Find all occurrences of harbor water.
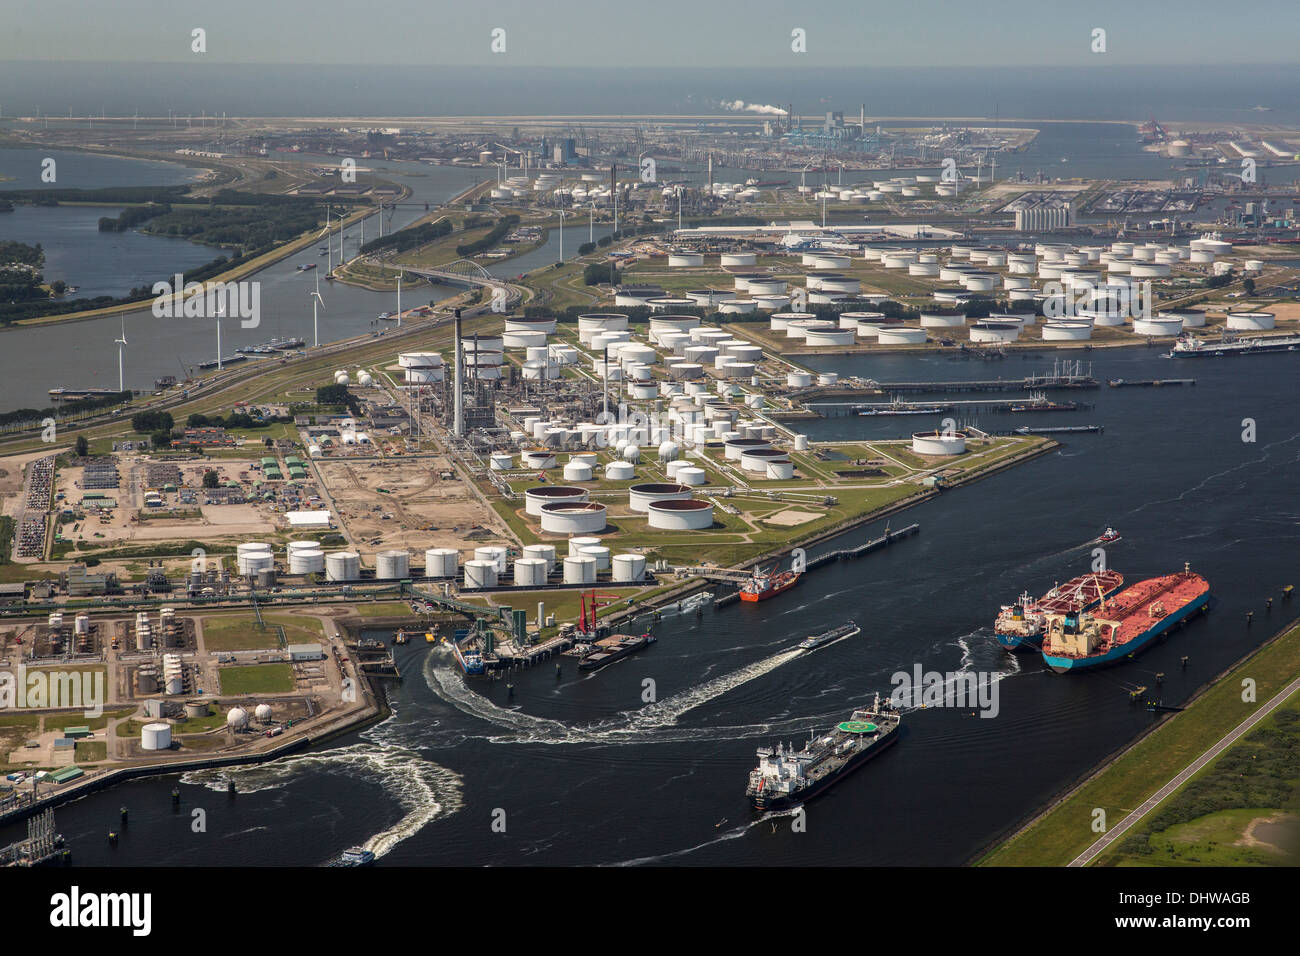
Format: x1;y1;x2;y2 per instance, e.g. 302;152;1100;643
8;346;1298;866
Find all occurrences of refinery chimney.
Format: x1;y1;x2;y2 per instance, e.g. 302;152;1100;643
453;308;464;437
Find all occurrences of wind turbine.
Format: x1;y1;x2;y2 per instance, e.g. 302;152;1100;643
310;291;324;347
114;318;128;392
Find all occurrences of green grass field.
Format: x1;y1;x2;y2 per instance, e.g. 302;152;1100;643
218;663;296;695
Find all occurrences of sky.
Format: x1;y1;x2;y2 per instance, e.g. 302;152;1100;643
4;0;1299;68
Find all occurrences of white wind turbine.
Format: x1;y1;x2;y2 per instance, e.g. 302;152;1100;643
310;291;325;347
114;317;128;392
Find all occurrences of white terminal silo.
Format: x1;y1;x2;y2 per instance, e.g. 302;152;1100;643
605;460;636;480
522;543;557;573
325;551;360;582
540;502;607;534
474;545;508;573
912;430;968;455
141;723;172;751
513;558;548;587
611;553;647;583
1041;322;1093;341
424;548;459;578
376;550;410;580
579;545;611;571
719;299;757;314
563;555;598;585
463;559;498;589
969;321;1022;343
1226;311;1275;331
563;460;594;482
875;326;928;345
647;499;714;530
524;485;587;516
667;252;704;267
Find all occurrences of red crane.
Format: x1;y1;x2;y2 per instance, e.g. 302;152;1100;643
579;589;622;635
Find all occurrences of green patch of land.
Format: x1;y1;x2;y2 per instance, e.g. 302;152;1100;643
200;612;324;650
218;663;295;695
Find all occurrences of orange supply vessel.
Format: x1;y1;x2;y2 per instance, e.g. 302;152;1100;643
739;565;802;602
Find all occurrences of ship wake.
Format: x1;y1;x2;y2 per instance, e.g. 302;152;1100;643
180;739;464;861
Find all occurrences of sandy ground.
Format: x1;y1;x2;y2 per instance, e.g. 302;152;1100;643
315;456;510;554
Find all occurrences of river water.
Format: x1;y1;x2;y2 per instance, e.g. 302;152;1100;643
6;345;1296;866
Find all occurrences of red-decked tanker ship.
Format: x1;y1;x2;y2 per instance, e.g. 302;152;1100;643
994;570;1125;652
1041;565;1210;672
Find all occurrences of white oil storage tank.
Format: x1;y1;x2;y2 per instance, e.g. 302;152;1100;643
562;555;597;585
425;548;459;578
463;559;498;589
912;430;968;456
141;723;172;751
325;551;361;582
539;502;608;534
647;499;714;530
611;553;647;582
376;550;410;580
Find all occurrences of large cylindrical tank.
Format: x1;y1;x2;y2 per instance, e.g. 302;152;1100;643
1041;322;1093;341
513;558;548;587
525;485;588;515
912;430;968;456
578;545;611;571
562;555;597;584
647;499;714;530
141;723;172;751
1226;311;1275;331
875;326;928;345
539;501;608;534
523;543;557;572
629;482;693;512
376;550;410;580
474;545;508;573
463;559;499;589
563;460;594;482
325;551;361;582
611;553;647;583
288;546;325;575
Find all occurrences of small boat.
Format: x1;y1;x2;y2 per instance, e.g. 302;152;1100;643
297;263;317;271
334;847;375;867
715;818;728;828
1098;527;1120;543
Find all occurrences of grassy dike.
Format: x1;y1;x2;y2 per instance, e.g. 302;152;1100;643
977;612;1300;866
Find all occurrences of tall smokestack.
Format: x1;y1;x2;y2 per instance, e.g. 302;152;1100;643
453;308;464;437
611;162;618;234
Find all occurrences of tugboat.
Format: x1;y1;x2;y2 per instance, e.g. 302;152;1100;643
746;694;901;811
739;564;801;603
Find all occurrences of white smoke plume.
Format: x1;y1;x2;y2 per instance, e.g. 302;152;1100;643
721;100;787;116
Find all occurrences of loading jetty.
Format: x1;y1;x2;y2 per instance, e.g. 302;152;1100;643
711;524;921;609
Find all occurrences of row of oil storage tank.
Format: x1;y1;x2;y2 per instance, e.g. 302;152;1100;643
460;538;651;589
